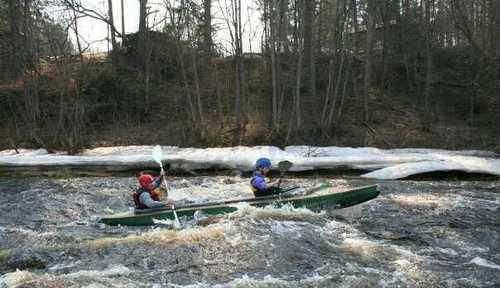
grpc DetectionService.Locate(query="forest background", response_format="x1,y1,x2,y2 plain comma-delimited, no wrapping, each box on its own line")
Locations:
0,0,499,154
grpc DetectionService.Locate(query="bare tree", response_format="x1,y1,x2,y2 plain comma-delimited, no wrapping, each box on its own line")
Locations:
139,0,148,33
364,0,376,123
321,0,347,129
107,0,117,51
219,0,244,144
268,0,279,128
185,4,204,125
164,0,198,124
350,0,359,120
293,0,303,130
424,0,434,126
22,0,40,125
202,0,212,54
495,0,500,62
121,0,125,45
58,0,121,38
6,0,23,79
71,8,83,62
233,0,243,144
303,0,315,99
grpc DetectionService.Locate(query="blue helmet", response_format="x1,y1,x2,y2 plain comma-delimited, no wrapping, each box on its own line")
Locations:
255,158,271,169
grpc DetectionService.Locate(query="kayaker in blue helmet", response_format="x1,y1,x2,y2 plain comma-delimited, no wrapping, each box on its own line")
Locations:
250,157,282,197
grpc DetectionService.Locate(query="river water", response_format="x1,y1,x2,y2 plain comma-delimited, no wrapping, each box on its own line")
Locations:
0,175,498,287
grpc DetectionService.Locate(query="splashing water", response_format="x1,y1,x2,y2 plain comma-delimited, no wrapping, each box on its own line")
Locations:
0,177,498,287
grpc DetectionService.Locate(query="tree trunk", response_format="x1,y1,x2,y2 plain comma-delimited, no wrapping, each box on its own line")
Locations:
327,51,345,127
364,0,376,123
424,0,433,126
203,0,212,54
6,0,21,79
294,0,303,130
495,0,500,61
192,51,204,125
380,1,389,89
186,12,204,126
351,0,358,118
337,64,350,119
139,0,148,33
270,0,279,127
22,0,39,124
279,0,290,53
72,9,83,63
107,0,117,52
121,0,125,46
277,0,289,125
232,0,243,145
303,0,315,100
352,0,358,54
321,58,334,127
179,48,196,123
469,79,476,127
138,0,149,111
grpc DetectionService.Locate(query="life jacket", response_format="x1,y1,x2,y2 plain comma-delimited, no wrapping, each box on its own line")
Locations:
250,172,269,188
249,173,260,193
133,189,160,209
250,172,282,197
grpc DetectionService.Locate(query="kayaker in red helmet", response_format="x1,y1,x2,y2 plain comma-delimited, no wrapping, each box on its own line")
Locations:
133,170,170,209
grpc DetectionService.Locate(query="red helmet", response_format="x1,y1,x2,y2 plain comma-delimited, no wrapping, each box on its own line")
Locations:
138,174,154,189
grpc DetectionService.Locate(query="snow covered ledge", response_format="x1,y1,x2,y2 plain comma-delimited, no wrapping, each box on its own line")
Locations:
361,158,500,179
0,146,499,180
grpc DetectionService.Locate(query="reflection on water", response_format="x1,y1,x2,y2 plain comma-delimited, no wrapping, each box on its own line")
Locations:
0,176,498,287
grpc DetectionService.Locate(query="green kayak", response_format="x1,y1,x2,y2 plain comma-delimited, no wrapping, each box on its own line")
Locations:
99,184,380,226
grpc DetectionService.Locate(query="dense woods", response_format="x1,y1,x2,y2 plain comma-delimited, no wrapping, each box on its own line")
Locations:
0,0,499,153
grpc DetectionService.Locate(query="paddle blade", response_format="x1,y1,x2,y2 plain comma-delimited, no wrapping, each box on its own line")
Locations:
278,160,293,173
152,145,163,167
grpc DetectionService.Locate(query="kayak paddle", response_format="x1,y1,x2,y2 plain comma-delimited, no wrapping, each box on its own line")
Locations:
152,145,181,229
277,160,293,188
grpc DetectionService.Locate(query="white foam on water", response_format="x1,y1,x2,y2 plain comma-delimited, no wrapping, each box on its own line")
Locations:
337,237,390,258
468,257,500,270
47,261,81,273
388,192,489,217
311,219,364,249
152,218,177,226
326,204,364,221
8,227,56,238
378,271,411,288
269,221,303,237
81,284,113,288
167,176,252,204
0,265,134,288
0,270,35,288
224,230,259,248
89,224,228,252
334,234,427,280
62,264,131,279
418,247,459,256
359,266,417,288
388,256,444,287
226,202,324,222
165,273,339,288
436,195,468,213
439,231,491,256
